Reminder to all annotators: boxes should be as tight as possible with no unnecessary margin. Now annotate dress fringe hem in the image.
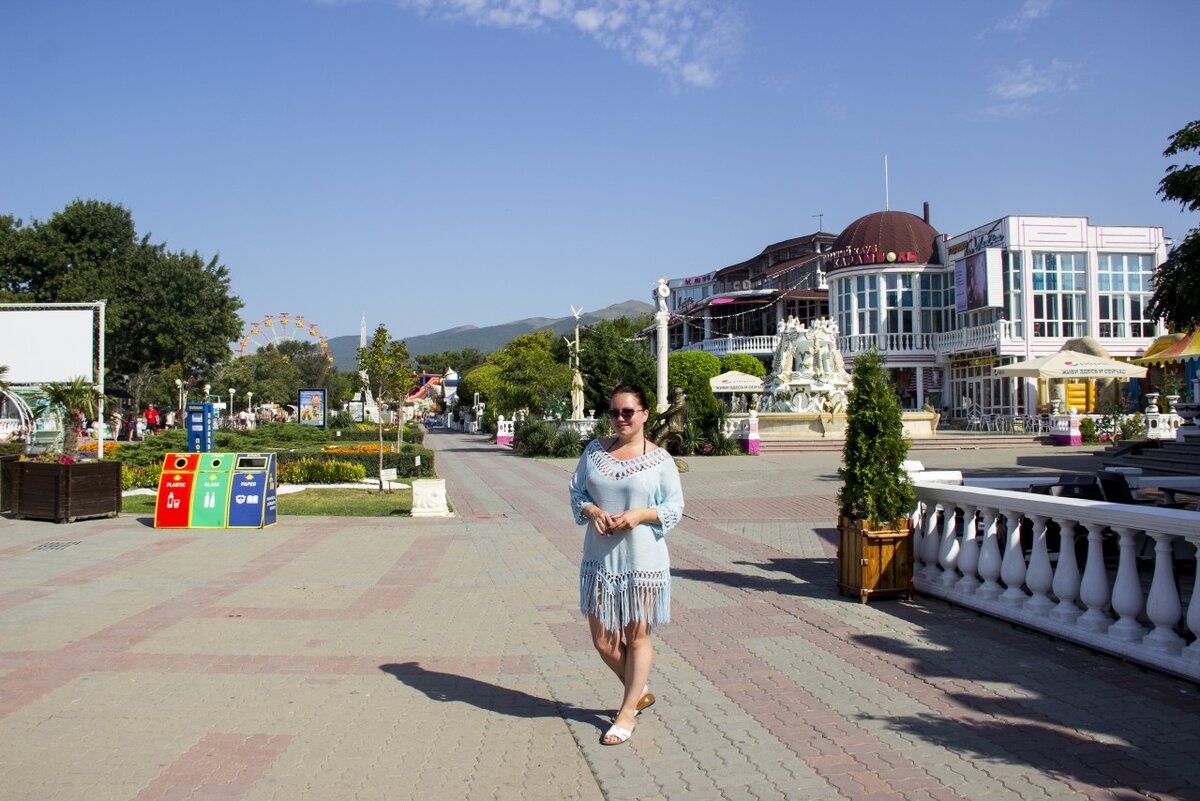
[579,564,671,633]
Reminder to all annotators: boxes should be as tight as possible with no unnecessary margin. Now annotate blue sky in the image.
[3,0,1198,343]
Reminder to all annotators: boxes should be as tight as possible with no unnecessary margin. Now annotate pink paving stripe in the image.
[132,732,294,801]
[0,587,52,613]
[0,526,116,559]
[45,538,194,586]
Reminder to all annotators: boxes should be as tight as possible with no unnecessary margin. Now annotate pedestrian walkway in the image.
[0,432,1196,800]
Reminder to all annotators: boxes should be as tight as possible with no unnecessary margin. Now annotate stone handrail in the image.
[679,335,778,356]
[911,482,1200,681]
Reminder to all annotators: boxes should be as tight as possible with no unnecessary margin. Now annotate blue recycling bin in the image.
[186,402,216,453]
[226,453,277,528]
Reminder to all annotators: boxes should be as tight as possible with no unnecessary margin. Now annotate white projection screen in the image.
[0,307,97,384]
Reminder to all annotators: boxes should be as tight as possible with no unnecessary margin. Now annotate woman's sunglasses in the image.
[606,407,644,420]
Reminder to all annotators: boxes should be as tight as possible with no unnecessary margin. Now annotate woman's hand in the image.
[610,508,653,532]
[584,504,617,535]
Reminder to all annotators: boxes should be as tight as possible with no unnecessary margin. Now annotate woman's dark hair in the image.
[611,383,650,411]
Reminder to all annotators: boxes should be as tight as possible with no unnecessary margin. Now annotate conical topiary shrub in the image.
[836,350,916,603]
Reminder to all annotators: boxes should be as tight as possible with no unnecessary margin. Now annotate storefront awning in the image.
[1133,329,1200,365]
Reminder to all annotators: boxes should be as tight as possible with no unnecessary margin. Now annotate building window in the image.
[919,273,954,334]
[837,278,853,336]
[1003,251,1023,337]
[1031,252,1088,338]
[855,275,879,335]
[1097,253,1156,338]
[883,273,914,333]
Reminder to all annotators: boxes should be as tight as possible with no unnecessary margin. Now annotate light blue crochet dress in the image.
[569,439,685,632]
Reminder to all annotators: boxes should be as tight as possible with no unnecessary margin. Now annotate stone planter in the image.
[837,515,913,603]
[5,460,122,523]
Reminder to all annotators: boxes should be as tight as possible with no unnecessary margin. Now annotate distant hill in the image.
[327,300,653,371]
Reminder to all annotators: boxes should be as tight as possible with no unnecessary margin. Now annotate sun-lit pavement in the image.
[1,431,1198,801]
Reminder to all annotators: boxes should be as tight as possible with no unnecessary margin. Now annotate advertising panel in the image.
[954,249,1004,313]
[298,388,327,428]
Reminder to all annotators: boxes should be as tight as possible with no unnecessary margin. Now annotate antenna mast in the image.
[884,154,890,211]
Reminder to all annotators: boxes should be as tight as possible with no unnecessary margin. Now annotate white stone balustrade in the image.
[911,482,1200,682]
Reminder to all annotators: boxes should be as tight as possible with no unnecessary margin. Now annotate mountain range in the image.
[326,299,654,371]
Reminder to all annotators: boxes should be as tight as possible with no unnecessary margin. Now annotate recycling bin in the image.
[186,402,215,453]
[154,453,201,528]
[189,452,236,528]
[226,453,277,529]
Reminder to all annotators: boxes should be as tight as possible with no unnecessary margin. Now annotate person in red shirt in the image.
[145,406,159,433]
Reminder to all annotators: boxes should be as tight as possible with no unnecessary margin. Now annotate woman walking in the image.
[569,383,684,746]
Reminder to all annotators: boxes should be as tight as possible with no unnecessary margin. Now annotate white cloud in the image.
[985,58,1079,116]
[994,0,1054,33]
[389,0,742,87]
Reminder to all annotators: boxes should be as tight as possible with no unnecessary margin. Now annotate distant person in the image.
[568,383,684,747]
[145,406,159,433]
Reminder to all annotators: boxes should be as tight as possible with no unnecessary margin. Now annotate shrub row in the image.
[331,424,424,444]
[121,462,162,490]
[278,458,366,484]
[275,447,436,478]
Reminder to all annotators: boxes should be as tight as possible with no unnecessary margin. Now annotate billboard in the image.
[0,306,96,384]
[298,388,327,428]
[954,249,1004,313]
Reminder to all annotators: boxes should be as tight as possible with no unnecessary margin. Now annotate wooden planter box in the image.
[837,515,913,603]
[6,460,123,523]
[0,455,18,514]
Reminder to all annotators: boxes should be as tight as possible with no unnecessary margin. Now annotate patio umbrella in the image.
[995,351,1147,379]
[1133,329,1200,365]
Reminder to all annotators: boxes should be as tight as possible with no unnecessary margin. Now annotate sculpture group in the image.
[762,316,852,414]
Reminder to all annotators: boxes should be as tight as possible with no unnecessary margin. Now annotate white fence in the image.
[911,482,1200,681]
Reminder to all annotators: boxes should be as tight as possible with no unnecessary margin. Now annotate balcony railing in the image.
[911,481,1200,682]
[679,335,778,357]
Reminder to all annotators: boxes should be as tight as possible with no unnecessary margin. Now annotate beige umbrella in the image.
[995,351,1147,379]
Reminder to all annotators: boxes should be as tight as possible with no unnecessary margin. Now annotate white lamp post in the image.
[229,388,236,426]
[247,391,254,414]
[175,378,184,420]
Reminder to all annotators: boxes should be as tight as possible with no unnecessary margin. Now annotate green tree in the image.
[571,317,656,415]
[456,363,504,412]
[837,350,914,525]
[358,325,413,487]
[719,353,767,378]
[39,377,105,460]
[413,348,487,374]
[0,200,243,378]
[667,350,722,428]
[487,330,572,417]
[221,348,303,409]
[1148,118,1200,331]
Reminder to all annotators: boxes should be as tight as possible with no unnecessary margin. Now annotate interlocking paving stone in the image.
[1,433,1197,800]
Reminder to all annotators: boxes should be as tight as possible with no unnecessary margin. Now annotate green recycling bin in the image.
[189,453,235,528]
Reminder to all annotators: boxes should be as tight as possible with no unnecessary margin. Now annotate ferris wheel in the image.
[238,312,332,362]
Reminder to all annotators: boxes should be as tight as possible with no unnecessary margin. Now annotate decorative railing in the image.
[911,482,1200,682]
[679,335,778,357]
[932,320,1017,355]
[839,332,936,357]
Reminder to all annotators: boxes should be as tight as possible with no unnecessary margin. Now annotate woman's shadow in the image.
[379,662,612,733]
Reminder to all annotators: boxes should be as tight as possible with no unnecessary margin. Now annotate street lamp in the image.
[247,391,254,417]
[203,383,211,403]
[229,388,236,425]
[174,378,184,420]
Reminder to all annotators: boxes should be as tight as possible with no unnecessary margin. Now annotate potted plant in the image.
[836,350,916,603]
[7,377,122,523]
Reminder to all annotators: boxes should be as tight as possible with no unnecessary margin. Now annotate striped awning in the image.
[1134,330,1200,365]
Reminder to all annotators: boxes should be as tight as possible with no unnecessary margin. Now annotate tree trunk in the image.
[376,387,385,491]
[62,411,82,460]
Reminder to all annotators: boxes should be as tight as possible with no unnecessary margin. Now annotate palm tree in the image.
[39,377,104,460]
[0,364,10,395]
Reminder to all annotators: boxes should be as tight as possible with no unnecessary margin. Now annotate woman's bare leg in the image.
[589,613,626,682]
[602,620,652,744]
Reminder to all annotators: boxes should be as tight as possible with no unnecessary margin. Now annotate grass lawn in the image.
[121,488,413,517]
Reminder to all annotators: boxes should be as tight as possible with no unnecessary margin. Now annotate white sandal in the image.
[600,724,634,746]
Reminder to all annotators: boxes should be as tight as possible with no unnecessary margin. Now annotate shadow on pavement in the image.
[673,557,839,600]
[850,620,1200,797]
[379,662,612,733]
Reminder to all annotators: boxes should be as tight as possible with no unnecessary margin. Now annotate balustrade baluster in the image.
[911,504,925,574]
[1144,533,1185,653]
[1050,519,1083,623]
[1108,527,1147,642]
[1000,511,1028,606]
[1024,514,1054,613]
[936,505,960,585]
[955,506,980,591]
[921,503,942,579]
[1078,523,1113,632]
[1186,538,1200,664]
[977,508,1004,600]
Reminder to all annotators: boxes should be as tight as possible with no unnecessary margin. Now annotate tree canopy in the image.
[486,330,572,417]
[719,353,767,378]
[413,348,487,375]
[1148,118,1200,332]
[0,200,243,378]
[555,317,655,415]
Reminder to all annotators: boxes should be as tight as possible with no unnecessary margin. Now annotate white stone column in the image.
[999,511,1028,606]
[1144,533,1185,653]
[976,507,1004,601]
[938,505,962,587]
[1024,515,1054,613]
[655,278,671,413]
[1077,523,1112,632]
[1050,520,1083,623]
[1108,527,1147,642]
[954,506,980,591]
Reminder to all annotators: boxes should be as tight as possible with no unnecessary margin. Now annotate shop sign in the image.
[948,219,1005,258]
[827,243,918,268]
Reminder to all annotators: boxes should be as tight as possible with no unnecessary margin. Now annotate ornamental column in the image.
[655,277,671,412]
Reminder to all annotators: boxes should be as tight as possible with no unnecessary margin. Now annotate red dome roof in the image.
[827,211,940,269]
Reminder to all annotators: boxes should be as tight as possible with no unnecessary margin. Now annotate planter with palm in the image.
[39,377,106,460]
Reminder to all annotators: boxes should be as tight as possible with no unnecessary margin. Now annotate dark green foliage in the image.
[1078,417,1099,444]
[551,428,583,458]
[589,410,613,441]
[1148,119,1200,331]
[719,353,767,378]
[667,351,722,431]
[513,417,555,456]
[837,351,915,523]
[278,459,366,484]
[276,447,435,479]
[412,348,487,374]
[563,317,656,415]
[328,410,355,429]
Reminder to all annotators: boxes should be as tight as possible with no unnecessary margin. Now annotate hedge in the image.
[276,447,436,478]
[278,458,366,484]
